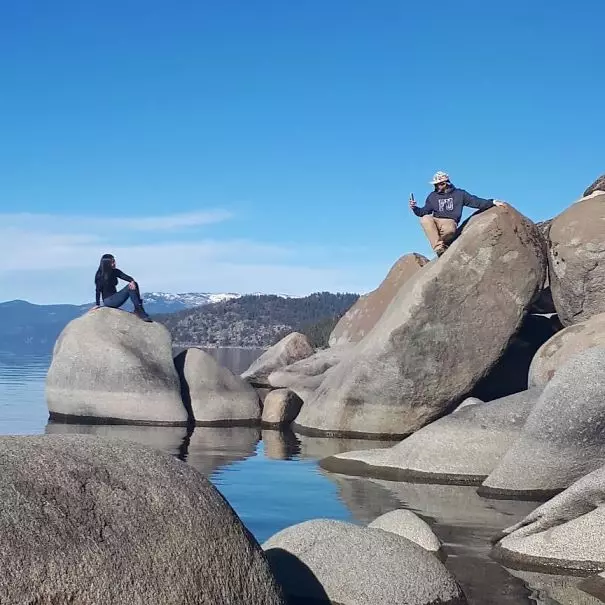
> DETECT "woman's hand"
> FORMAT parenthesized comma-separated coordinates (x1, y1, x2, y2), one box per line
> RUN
(493, 200, 507, 207)
(90, 306, 100, 312)
(128, 281, 137, 290)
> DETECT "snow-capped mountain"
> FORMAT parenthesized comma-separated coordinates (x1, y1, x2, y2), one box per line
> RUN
(141, 292, 241, 314)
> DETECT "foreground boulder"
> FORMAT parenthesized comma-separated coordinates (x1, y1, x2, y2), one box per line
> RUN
(261, 389, 303, 427)
(0, 435, 286, 605)
(268, 345, 352, 401)
(241, 332, 313, 387)
(529, 312, 605, 387)
(321, 389, 539, 483)
(480, 347, 605, 499)
(46, 308, 188, 425)
(493, 463, 605, 575)
(263, 519, 466, 605)
(329, 253, 428, 347)
(368, 510, 442, 557)
(175, 348, 260, 425)
(548, 191, 605, 326)
(295, 206, 546, 437)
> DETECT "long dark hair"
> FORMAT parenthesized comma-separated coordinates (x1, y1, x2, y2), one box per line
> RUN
(95, 253, 115, 287)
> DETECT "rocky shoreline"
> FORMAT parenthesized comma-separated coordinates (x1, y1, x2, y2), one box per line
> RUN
(0, 175, 603, 603)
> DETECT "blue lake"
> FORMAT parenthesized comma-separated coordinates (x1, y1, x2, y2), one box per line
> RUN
(0, 353, 587, 604)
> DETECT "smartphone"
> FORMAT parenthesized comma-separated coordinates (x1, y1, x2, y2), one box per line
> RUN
(410, 193, 415, 202)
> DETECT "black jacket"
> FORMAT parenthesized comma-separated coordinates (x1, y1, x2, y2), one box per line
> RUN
(95, 268, 134, 305)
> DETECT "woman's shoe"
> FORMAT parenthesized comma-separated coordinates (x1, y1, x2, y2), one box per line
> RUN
(133, 307, 153, 322)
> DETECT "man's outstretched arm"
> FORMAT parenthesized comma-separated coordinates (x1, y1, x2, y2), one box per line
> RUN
(462, 190, 507, 209)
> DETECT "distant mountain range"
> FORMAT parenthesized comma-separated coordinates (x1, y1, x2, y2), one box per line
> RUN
(157, 292, 359, 349)
(0, 291, 354, 357)
(0, 293, 244, 357)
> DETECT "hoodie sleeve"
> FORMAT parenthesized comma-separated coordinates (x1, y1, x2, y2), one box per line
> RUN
(461, 190, 494, 211)
(412, 195, 433, 217)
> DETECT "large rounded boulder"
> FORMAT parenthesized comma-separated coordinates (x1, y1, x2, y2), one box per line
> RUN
(329, 253, 428, 347)
(295, 206, 546, 437)
(175, 348, 260, 425)
(46, 308, 188, 425)
(368, 510, 442, 556)
(0, 435, 286, 605)
(548, 191, 605, 326)
(529, 312, 605, 387)
(263, 519, 466, 605)
(261, 389, 303, 427)
(241, 332, 313, 387)
(321, 389, 539, 483)
(480, 347, 605, 499)
(493, 463, 605, 575)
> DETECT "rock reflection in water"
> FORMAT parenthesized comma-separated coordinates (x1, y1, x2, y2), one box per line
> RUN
(45, 422, 261, 477)
(185, 426, 261, 476)
(296, 433, 393, 461)
(323, 472, 540, 605)
(261, 429, 301, 460)
(505, 568, 605, 605)
(45, 422, 189, 458)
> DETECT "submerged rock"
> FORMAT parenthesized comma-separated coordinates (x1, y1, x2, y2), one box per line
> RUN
(175, 348, 260, 425)
(529, 312, 605, 387)
(493, 463, 605, 575)
(263, 519, 467, 605)
(295, 206, 546, 437)
(0, 435, 286, 605)
(329, 253, 428, 347)
(548, 191, 605, 326)
(261, 389, 303, 427)
(242, 332, 314, 387)
(46, 308, 188, 425)
(368, 510, 442, 556)
(321, 389, 539, 483)
(480, 347, 605, 499)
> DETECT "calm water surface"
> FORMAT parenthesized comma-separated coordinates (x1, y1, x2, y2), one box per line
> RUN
(0, 352, 592, 605)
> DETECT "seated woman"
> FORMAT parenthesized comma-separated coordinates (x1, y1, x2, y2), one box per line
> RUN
(92, 253, 152, 322)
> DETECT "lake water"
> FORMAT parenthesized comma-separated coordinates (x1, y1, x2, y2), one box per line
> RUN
(0, 352, 593, 605)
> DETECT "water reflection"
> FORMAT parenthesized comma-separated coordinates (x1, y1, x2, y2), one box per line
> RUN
(261, 429, 301, 460)
(506, 568, 604, 604)
(186, 426, 261, 476)
(45, 422, 190, 457)
(296, 433, 393, 460)
(322, 473, 540, 605)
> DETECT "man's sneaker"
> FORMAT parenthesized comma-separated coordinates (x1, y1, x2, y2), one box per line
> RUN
(133, 308, 153, 323)
(435, 245, 446, 257)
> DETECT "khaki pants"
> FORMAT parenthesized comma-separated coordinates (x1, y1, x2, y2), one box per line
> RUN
(420, 215, 457, 252)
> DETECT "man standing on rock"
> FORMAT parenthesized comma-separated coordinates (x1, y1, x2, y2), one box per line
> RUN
(409, 171, 506, 256)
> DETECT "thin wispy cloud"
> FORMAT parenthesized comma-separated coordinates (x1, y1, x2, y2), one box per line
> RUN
(0, 209, 233, 233)
(0, 209, 379, 303)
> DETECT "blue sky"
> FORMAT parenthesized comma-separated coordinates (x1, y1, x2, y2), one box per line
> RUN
(1, 1, 602, 303)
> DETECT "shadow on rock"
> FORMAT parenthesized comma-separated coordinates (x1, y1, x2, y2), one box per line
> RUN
(264, 548, 331, 604)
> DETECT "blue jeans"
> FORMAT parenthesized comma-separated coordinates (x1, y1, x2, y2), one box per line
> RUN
(103, 284, 143, 310)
